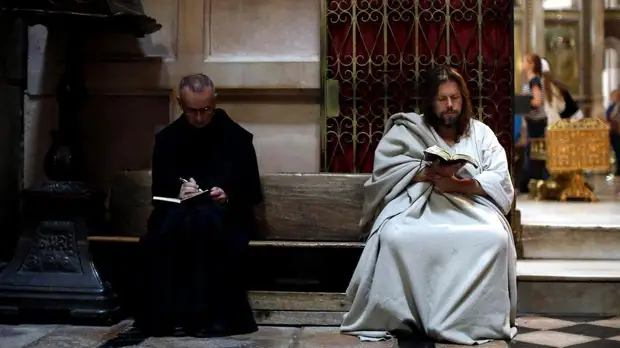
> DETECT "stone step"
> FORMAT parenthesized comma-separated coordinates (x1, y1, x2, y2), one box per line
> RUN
(517, 186, 620, 259)
(517, 259, 620, 315)
(517, 259, 620, 281)
(521, 223, 620, 260)
(249, 259, 620, 325)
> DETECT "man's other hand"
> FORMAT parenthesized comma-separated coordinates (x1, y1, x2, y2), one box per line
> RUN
(209, 186, 228, 204)
(426, 163, 463, 179)
(179, 177, 200, 199)
(431, 175, 462, 193)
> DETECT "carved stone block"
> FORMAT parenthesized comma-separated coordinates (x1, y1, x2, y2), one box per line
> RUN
(108, 170, 153, 237)
(257, 173, 369, 241)
(0, 181, 118, 322)
(20, 221, 81, 273)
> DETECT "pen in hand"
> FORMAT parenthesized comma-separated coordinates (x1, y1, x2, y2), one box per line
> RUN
(179, 177, 204, 193)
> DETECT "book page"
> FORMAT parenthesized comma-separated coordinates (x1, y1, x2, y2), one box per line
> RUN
(424, 145, 451, 161)
(182, 189, 210, 202)
(154, 189, 211, 205)
(153, 196, 181, 204)
(451, 154, 478, 168)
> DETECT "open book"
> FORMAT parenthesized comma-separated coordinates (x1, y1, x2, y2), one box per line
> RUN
(153, 189, 211, 204)
(423, 145, 478, 169)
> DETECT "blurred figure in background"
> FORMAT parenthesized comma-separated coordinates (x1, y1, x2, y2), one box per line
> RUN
(540, 58, 583, 123)
(514, 89, 527, 193)
(606, 89, 620, 179)
(518, 53, 548, 193)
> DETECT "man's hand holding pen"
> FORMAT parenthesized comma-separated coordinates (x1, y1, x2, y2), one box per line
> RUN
(179, 177, 228, 204)
(178, 177, 201, 199)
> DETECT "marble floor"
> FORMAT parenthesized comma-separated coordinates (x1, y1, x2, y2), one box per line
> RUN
(2, 315, 620, 348)
(516, 174, 620, 227)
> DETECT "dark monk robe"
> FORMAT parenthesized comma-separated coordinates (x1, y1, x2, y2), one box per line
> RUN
(134, 108, 262, 337)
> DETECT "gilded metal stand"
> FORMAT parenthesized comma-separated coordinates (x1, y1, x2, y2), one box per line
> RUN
(556, 171, 597, 202)
(528, 171, 597, 202)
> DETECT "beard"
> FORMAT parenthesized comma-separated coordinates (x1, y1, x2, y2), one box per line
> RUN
(439, 110, 460, 126)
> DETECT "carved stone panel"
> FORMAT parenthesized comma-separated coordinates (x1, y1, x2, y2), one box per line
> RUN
(19, 221, 82, 273)
(207, 0, 319, 62)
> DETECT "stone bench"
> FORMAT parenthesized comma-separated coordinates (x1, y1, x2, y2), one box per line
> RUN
(88, 171, 369, 325)
(93, 171, 369, 243)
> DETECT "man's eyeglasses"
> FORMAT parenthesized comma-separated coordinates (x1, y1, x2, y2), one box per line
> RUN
(183, 107, 214, 116)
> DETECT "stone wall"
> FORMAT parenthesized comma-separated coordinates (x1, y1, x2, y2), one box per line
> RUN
(24, 0, 321, 190)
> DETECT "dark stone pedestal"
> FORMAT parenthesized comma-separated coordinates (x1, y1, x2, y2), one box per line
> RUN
(0, 181, 119, 323)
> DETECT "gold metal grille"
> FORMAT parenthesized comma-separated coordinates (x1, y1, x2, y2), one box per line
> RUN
(321, 0, 515, 173)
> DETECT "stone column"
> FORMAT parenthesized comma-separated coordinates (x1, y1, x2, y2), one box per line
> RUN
(581, 0, 605, 118)
(526, 0, 546, 56)
(0, 17, 26, 262)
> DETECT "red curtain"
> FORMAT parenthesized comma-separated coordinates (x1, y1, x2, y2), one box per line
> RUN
(323, 0, 514, 173)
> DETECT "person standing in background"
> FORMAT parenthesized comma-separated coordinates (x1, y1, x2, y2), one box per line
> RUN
(513, 84, 528, 193)
(519, 53, 548, 193)
(540, 58, 583, 123)
(606, 90, 620, 179)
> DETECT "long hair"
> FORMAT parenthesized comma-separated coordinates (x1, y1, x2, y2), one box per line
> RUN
(540, 58, 568, 103)
(421, 65, 473, 143)
(524, 53, 542, 76)
(542, 72, 566, 103)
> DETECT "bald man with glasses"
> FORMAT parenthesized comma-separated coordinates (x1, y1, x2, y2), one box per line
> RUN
(133, 74, 262, 338)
